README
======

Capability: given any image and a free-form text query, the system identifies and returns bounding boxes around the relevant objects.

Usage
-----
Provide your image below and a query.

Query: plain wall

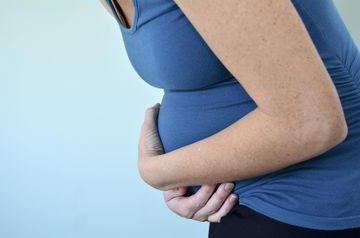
[0,1,359,237]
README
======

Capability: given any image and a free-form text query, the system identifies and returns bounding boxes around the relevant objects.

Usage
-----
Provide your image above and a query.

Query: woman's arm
[138,0,348,191]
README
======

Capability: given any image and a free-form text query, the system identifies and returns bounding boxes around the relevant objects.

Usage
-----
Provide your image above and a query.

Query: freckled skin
[100,0,348,191]
[139,0,348,190]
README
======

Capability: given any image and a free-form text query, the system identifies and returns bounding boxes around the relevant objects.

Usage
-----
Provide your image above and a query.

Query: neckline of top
[108,0,139,34]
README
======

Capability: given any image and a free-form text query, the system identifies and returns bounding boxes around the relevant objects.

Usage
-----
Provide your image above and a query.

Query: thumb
[143,103,160,128]
[163,187,188,201]
[140,103,164,156]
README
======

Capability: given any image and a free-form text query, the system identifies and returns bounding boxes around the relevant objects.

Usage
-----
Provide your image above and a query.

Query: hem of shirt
[239,199,360,231]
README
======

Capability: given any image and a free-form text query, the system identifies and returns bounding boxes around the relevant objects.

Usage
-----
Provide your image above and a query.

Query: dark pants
[208,204,360,238]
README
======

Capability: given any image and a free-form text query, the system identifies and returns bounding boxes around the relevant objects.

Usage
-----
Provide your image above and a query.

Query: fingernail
[230,194,237,202]
[224,183,234,192]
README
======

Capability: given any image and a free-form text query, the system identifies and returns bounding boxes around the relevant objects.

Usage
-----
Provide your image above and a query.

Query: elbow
[321,111,348,146]
[332,116,348,145]
[302,111,348,154]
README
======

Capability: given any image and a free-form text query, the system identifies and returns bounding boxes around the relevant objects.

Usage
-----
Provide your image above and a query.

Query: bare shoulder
[174,0,347,137]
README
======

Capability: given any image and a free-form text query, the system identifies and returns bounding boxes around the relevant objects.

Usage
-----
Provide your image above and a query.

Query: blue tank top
[106,0,360,230]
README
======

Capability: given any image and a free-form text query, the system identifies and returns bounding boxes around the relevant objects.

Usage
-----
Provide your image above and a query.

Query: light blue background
[1,1,359,237]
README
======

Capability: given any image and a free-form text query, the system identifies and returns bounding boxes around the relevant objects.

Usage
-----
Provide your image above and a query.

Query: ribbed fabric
[106,0,360,230]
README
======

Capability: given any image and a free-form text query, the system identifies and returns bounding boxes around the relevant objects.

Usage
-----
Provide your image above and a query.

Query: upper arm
[99,0,116,18]
[173,0,347,136]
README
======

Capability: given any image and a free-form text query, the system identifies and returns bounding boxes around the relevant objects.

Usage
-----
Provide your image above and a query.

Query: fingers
[207,193,238,223]
[141,103,160,139]
[192,183,235,222]
[186,184,217,211]
[143,103,160,127]
[139,103,164,157]
[163,187,188,202]
[164,184,216,219]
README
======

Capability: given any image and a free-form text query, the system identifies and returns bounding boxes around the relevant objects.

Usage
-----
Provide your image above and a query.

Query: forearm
[141,107,347,190]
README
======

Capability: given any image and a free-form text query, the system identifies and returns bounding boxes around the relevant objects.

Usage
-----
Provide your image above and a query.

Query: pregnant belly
[157,80,257,193]
[157,79,360,223]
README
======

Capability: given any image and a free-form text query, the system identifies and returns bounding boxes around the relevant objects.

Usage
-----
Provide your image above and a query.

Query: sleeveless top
[106,0,360,230]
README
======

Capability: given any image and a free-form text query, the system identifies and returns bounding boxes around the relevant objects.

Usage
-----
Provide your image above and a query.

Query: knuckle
[166,199,182,211]
[194,201,206,210]
[172,206,184,216]
[193,215,207,222]
[204,186,215,194]
[181,210,194,219]
[177,205,194,219]
[218,190,230,199]
[165,201,174,210]
[208,216,221,223]
[206,206,218,215]
[217,188,230,197]
[188,200,204,211]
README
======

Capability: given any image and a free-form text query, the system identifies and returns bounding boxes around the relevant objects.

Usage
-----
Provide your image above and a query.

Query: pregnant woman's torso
[106,0,360,230]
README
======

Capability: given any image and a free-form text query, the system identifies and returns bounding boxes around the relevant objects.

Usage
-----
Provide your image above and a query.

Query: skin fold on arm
[138,0,348,191]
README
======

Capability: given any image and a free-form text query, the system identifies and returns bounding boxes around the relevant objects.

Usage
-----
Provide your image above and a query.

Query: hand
[163,183,238,223]
[137,106,239,222]
[137,103,164,183]
[138,103,164,159]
